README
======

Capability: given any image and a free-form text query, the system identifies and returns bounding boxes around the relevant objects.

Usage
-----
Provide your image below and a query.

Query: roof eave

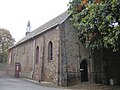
[9,24,59,49]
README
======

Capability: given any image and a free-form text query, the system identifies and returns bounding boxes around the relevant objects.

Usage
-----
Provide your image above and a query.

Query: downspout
[32,37,35,78]
[41,34,45,81]
[57,25,61,85]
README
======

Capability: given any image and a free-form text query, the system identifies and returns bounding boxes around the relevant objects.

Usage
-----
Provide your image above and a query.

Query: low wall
[6,63,32,78]
[6,63,15,77]
[0,63,7,76]
[0,63,7,71]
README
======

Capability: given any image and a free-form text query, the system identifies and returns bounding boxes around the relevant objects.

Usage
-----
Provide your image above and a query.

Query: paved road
[0,75,65,90]
[1,72,120,90]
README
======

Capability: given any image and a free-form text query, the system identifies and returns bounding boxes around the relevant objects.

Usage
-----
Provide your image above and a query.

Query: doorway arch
[80,59,88,82]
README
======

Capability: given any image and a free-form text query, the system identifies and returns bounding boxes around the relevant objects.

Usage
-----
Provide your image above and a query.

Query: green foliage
[0,28,15,63]
[68,0,120,52]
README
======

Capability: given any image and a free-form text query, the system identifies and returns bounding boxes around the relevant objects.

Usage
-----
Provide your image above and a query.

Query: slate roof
[13,11,70,47]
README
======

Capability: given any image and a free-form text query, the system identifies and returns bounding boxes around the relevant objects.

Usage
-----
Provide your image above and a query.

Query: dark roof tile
[14,11,70,47]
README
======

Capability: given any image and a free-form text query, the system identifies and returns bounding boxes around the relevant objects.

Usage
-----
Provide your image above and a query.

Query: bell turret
[26,21,31,35]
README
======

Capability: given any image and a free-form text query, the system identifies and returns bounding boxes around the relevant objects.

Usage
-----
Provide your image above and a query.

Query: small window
[48,41,53,62]
[36,46,39,63]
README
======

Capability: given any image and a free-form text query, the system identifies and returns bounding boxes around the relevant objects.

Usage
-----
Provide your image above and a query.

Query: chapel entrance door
[80,60,88,82]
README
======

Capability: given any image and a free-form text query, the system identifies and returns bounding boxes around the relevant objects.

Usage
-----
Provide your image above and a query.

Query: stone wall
[0,63,7,76]
[0,63,7,71]
[9,26,60,84]
[42,26,60,84]
[8,17,95,86]
[6,63,15,77]
[33,35,44,81]
[79,43,94,83]
[33,26,60,84]
[60,18,81,86]
[10,40,34,78]
[59,18,95,86]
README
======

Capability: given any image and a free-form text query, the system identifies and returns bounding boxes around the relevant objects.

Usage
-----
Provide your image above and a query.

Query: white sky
[0,0,69,42]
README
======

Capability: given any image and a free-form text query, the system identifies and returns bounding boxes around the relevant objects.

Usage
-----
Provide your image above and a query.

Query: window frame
[48,41,53,62]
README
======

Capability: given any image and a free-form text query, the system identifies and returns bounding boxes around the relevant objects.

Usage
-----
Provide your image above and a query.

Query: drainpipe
[31,37,35,78]
[57,25,60,85]
[41,34,45,81]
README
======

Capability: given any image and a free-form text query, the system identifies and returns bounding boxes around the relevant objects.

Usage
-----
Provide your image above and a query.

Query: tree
[68,0,120,52]
[0,28,15,63]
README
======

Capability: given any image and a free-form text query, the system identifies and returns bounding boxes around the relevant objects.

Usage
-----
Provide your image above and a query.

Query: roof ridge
[12,11,69,48]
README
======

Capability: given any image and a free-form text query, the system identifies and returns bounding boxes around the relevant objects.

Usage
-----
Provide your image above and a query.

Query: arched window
[48,41,53,61]
[36,46,39,63]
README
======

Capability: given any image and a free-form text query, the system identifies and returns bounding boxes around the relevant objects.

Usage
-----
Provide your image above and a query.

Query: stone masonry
[9,11,116,86]
[7,11,95,86]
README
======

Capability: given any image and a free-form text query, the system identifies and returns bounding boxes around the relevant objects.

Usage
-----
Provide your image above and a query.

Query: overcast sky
[0,0,69,42]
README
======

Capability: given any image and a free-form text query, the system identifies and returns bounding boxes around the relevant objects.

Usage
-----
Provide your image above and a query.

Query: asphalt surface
[1,72,120,90]
[0,74,66,90]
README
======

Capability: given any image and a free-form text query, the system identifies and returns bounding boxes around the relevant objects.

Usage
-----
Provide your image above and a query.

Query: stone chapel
[8,11,120,86]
